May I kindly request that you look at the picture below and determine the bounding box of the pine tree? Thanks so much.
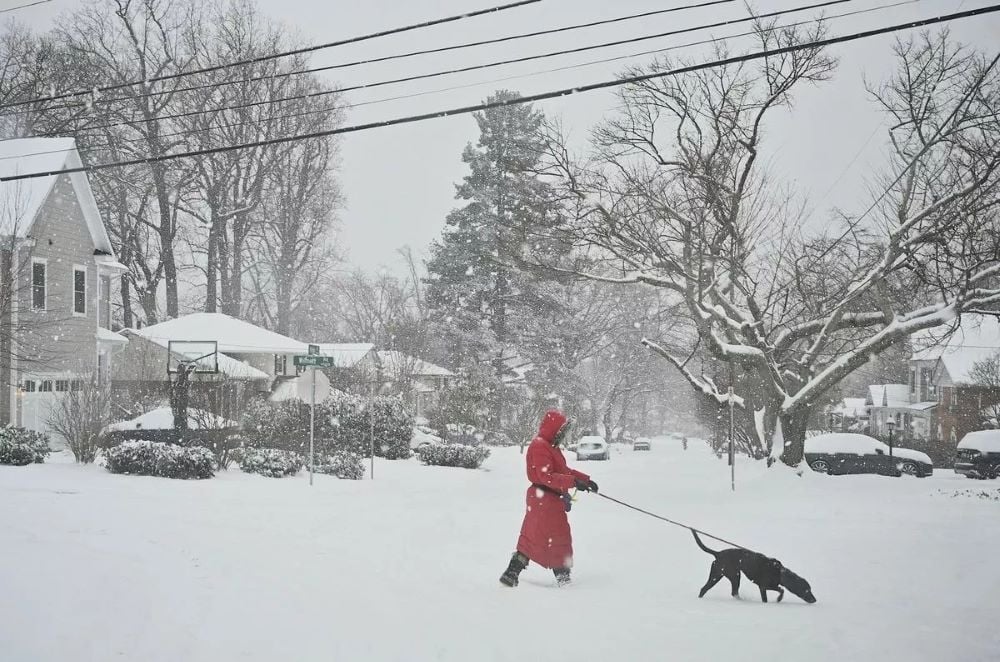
[425,90,563,434]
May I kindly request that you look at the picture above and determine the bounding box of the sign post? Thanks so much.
[294,354,335,486]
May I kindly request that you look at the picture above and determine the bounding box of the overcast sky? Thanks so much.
[18,0,1000,275]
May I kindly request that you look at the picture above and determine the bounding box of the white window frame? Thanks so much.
[31,257,47,311]
[72,264,87,316]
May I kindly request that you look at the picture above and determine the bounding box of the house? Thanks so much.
[910,315,1000,443]
[828,397,868,432]
[0,137,128,434]
[112,312,331,404]
[313,342,379,392]
[866,384,912,438]
[376,350,454,418]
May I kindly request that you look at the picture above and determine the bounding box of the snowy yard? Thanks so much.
[2,439,998,662]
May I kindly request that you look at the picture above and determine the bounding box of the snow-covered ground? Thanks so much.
[2,438,998,661]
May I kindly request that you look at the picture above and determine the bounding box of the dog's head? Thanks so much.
[779,567,817,603]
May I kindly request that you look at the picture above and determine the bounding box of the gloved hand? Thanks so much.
[575,478,599,493]
[561,492,573,512]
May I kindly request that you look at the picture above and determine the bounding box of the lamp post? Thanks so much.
[886,417,895,462]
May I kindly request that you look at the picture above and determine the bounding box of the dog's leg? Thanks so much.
[776,587,784,602]
[759,585,768,603]
[727,569,741,598]
[698,561,724,598]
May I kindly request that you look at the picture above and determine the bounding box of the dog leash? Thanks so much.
[597,492,754,552]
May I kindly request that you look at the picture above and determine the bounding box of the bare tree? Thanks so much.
[970,351,1000,427]
[47,377,111,463]
[542,27,1000,466]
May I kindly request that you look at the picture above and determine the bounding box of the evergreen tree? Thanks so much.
[425,90,563,434]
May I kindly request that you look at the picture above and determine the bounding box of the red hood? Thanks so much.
[537,410,568,444]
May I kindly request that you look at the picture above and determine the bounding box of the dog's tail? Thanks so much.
[692,530,718,556]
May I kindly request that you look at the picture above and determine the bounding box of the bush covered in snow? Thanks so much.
[314,450,365,480]
[104,441,215,479]
[242,393,413,460]
[416,443,490,469]
[238,448,303,478]
[0,426,51,466]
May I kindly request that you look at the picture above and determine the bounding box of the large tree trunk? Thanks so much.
[150,163,178,318]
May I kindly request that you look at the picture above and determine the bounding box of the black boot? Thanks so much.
[499,552,528,587]
[554,567,571,587]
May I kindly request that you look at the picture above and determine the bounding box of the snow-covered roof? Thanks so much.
[377,350,453,377]
[315,343,375,368]
[107,406,237,431]
[0,137,114,254]
[911,314,1000,385]
[122,329,269,380]
[868,384,910,408]
[137,313,308,355]
[833,398,868,417]
[96,327,128,345]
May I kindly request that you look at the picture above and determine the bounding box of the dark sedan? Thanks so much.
[805,433,933,478]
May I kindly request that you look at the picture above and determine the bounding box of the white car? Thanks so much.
[576,436,610,461]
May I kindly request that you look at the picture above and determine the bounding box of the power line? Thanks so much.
[0,0,543,110]
[6,0,911,163]
[31,0,738,113]
[3,3,998,184]
[28,0,858,133]
[0,0,51,15]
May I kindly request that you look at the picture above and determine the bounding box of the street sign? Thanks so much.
[294,355,334,368]
[308,344,320,356]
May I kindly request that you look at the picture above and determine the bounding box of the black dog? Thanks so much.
[692,531,817,604]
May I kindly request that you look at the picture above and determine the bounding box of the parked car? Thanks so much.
[804,433,933,477]
[633,437,651,451]
[955,430,1000,479]
[576,436,610,461]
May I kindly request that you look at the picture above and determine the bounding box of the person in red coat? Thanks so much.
[499,409,599,587]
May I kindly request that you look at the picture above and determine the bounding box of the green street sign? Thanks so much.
[294,355,334,368]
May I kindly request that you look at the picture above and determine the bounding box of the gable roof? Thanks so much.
[0,137,114,254]
[377,350,453,377]
[121,329,269,380]
[867,384,909,408]
[912,314,1000,385]
[315,343,376,368]
[136,313,307,355]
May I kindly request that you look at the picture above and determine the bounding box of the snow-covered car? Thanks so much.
[576,436,610,461]
[804,433,933,477]
[410,426,442,451]
[633,437,651,451]
[955,430,1000,479]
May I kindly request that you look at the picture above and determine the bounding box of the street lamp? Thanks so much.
[886,417,895,462]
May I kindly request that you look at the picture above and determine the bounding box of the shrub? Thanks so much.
[105,441,214,479]
[239,448,303,478]
[47,378,110,463]
[0,426,51,465]
[416,443,490,469]
[242,393,414,460]
[314,450,365,480]
[102,429,243,469]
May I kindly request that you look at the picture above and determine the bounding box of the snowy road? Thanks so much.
[1,440,998,661]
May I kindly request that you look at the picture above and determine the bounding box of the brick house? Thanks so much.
[0,138,128,433]
[911,315,1000,444]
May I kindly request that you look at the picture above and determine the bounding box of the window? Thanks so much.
[38,380,53,392]
[274,354,287,375]
[70,379,85,392]
[55,380,70,392]
[73,267,87,315]
[909,369,916,393]
[22,380,36,392]
[100,275,112,328]
[31,260,46,310]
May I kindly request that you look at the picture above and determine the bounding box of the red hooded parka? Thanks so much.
[516,410,591,569]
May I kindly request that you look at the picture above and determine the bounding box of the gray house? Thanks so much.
[0,137,128,432]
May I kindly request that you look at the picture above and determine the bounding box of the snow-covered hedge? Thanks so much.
[242,393,413,460]
[0,426,51,466]
[238,448,303,478]
[104,440,215,479]
[416,443,490,469]
[314,450,365,480]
